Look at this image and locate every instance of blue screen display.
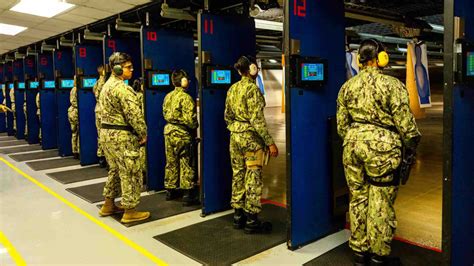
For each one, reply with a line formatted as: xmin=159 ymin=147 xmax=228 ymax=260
xmin=151 ymin=73 xmax=170 ymax=86
xmin=60 ymin=79 xmax=74 ymax=88
xmin=8 ymin=83 xmax=13 ymax=89
xmin=43 ymin=80 xmax=56 ymax=89
xmin=124 ymin=80 xmax=129 ymax=85
xmin=301 ymin=63 xmax=324 ymax=81
xmin=467 ymin=52 xmax=474 ymax=77
xmin=82 ymin=78 xmax=97 ymax=88
xmin=18 ymin=82 xmax=25 ymax=89
xmin=211 ymin=70 xmax=231 ymax=84
xmin=29 ymin=81 xmax=39 ymax=89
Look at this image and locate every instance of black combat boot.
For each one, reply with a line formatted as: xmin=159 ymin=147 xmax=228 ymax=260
xmin=165 ymin=189 xmax=180 ymax=201
xmin=244 ymin=212 xmax=272 ymax=234
xmin=233 ymin=208 xmax=246 ymax=229
xmin=354 ymin=252 xmax=372 ymax=266
xmin=98 ymin=156 xmax=107 ymax=168
xmin=182 ymin=187 xmax=200 ymax=206
xmin=73 ymin=153 xmax=79 ymax=160
xmin=371 ymin=255 xmax=401 ymax=266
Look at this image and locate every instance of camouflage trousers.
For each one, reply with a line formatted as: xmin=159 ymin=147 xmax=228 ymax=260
xmin=68 ymin=107 xmax=79 ymax=154
xmin=229 ymin=131 xmax=265 ymax=214
xmin=343 ymin=140 xmax=401 ymax=256
xmin=101 ymin=129 xmax=143 ymax=209
xmin=164 ymin=131 xmax=195 ymax=190
xmin=95 ymin=111 xmax=104 ymax=157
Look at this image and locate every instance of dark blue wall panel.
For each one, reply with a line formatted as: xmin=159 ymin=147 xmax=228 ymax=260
xmin=75 ymin=44 xmax=102 ymax=165
xmin=199 ymin=13 xmax=256 ymax=215
xmin=24 ymin=55 xmax=39 ymax=144
xmin=104 ymin=37 xmax=142 ymax=82
xmin=288 ymin=0 xmax=346 ymax=247
xmin=141 ymin=28 xmax=195 ymax=191
xmin=452 ymin=0 xmax=474 ymax=264
xmin=13 ymin=60 xmax=25 ymax=139
xmin=54 ymin=49 xmax=74 ymax=156
xmin=5 ymin=63 xmax=14 ymax=136
xmin=38 ymin=53 xmax=57 ymax=149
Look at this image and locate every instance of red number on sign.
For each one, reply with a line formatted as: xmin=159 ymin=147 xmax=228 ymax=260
xmin=204 ymin=19 xmax=214 ymax=35
xmin=27 ymin=59 xmax=33 ymax=68
xmin=57 ymin=51 xmax=62 ymax=60
xmin=108 ymin=40 xmax=116 ymax=51
xmin=14 ymin=62 xmax=20 ymax=68
xmin=147 ymin=31 xmax=157 ymax=41
xmin=293 ymin=0 xmax=306 ymax=17
xmin=79 ymin=47 xmax=87 ymax=58
xmin=8 ymin=66 xmax=12 ymax=72
xmin=40 ymin=57 xmax=48 ymax=66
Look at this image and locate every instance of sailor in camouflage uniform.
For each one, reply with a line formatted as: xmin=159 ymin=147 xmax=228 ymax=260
xmin=9 ymin=84 xmax=16 ymax=133
xmin=98 ymin=52 xmax=149 ymax=224
xmin=93 ymin=65 xmax=107 ymax=167
xmin=225 ymin=56 xmax=279 ymax=234
xmin=67 ymin=77 xmax=79 ymax=159
xmin=36 ymin=89 xmax=41 ymax=140
xmin=337 ymin=39 xmax=421 ymax=265
xmin=132 ymin=78 xmax=146 ymax=179
xmin=163 ymin=70 xmax=199 ymax=205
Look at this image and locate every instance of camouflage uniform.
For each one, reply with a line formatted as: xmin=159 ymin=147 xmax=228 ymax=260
xmin=224 ymin=76 xmax=274 ymax=214
xmin=9 ymin=86 xmax=16 ymax=131
xmin=36 ymin=92 xmax=41 ymax=139
xmin=163 ymin=87 xmax=198 ymax=190
xmin=99 ymin=75 xmax=147 ymax=209
xmin=136 ymin=90 xmax=146 ymax=173
xmin=93 ymin=76 xmax=106 ymax=157
xmin=337 ymin=66 xmax=421 ymax=256
xmin=67 ymin=87 xmax=79 ymax=154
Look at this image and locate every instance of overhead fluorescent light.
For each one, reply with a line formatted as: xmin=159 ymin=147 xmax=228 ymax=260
xmin=269 ymin=59 xmax=278 ymax=63
xmin=396 ymin=47 xmax=408 ymax=53
xmin=0 ymin=23 xmax=27 ymax=36
xmin=10 ymin=0 xmax=75 ymax=18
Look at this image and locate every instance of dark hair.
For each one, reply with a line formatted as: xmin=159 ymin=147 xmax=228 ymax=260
xmin=234 ymin=56 xmax=256 ymax=75
xmin=358 ymin=39 xmax=384 ymax=65
xmin=132 ymin=78 xmax=143 ymax=92
xmin=108 ymin=52 xmax=132 ymax=68
xmin=97 ymin=64 xmax=104 ymax=73
xmin=171 ymin=69 xmax=188 ymax=87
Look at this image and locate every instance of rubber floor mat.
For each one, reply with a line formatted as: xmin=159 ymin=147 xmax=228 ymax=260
xmin=303 ymin=240 xmax=442 ymax=266
xmin=99 ymin=192 xmax=200 ymax=227
xmin=47 ymin=166 xmax=107 ymax=184
xmin=26 ymin=157 xmax=79 ymax=171
xmin=0 ymin=140 xmax=28 ymax=147
xmin=153 ymin=204 xmax=286 ymax=265
xmin=0 ymin=145 xmax=42 ymax=154
xmin=66 ymin=182 xmax=107 ymax=203
xmin=0 ymin=136 xmax=17 ymax=141
xmin=9 ymin=150 xmax=59 ymax=162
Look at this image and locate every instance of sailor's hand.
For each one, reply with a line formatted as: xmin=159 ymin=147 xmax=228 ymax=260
xmin=268 ymin=144 xmax=279 ymax=157
xmin=0 ymin=104 xmax=12 ymax=113
xmin=139 ymin=136 xmax=147 ymax=146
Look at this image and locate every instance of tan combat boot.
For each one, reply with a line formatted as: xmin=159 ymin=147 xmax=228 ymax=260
xmin=99 ymin=198 xmax=124 ymax=217
xmin=120 ymin=209 xmax=150 ymax=224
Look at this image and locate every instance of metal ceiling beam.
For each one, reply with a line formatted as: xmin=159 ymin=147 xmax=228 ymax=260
xmin=345 ymin=12 xmax=405 ymax=27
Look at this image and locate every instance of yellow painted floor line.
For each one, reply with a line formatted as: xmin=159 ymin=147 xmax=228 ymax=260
xmin=0 ymin=158 xmax=167 ymax=266
xmin=0 ymin=231 xmax=26 ymax=266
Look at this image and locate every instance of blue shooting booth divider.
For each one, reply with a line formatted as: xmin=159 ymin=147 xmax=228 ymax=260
xmin=24 ymin=55 xmax=39 ymax=144
xmin=141 ymin=27 xmax=196 ymax=191
xmin=54 ymin=49 xmax=75 ymax=157
xmin=104 ymin=36 xmax=142 ymax=82
xmin=452 ymin=0 xmax=474 ymax=263
xmin=285 ymin=0 xmax=346 ymax=248
xmin=75 ymin=44 xmax=102 ymax=165
xmin=198 ymin=13 xmax=256 ymax=215
xmin=5 ymin=63 xmax=14 ymax=136
xmin=0 ymin=64 xmax=6 ymax=133
xmin=38 ymin=53 xmax=57 ymax=150
xmin=13 ymin=60 xmax=25 ymax=139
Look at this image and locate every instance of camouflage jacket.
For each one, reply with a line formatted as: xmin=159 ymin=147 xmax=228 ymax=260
xmin=93 ymin=75 xmax=106 ymax=114
xmin=99 ymin=75 xmax=147 ymax=139
xmin=163 ymin=87 xmax=198 ymax=135
xmin=69 ymin=87 xmax=78 ymax=109
xmin=9 ymin=87 xmax=15 ymax=111
xmin=337 ymin=67 xmax=421 ymax=149
xmin=224 ymin=76 xmax=274 ymax=146
xmin=36 ymin=92 xmax=40 ymax=115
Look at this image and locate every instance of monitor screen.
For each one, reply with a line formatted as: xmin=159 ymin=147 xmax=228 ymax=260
xmin=18 ymin=82 xmax=25 ymax=89
xmin=60 ymin=79 xmax=74 ymax=89
xmin=43 ymin=80 xmax=56 ymax=89
xmin=467 ymin=52 xmax=474 ymax=77
xmin=8 ymin=83 xmax=13 ymax=89
xmin=301 ymin=63 xmax=324 ymax=81
xmin=151 ymin=73 xmax=170 ymax=86
xmin=29 ymin=81 xmax=39 ymax=89
xmin=82 ymin=78 xmax=97 ymax=89
xmin=211 ymin=70 xmax=231 ymax=84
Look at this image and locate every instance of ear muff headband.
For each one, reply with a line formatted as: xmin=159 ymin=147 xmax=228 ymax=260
xmin=110 ymin=52 xmax=126 ymax=76
xmin=357 ymin=39 xmax=390 ymax=68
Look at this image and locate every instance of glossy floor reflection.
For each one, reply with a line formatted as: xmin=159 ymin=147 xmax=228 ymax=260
xmin=262 ymin=104 xmax=443 ymax=249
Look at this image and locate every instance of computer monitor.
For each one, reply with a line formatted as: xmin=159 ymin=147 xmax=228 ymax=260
xmin=80 ymin=77 xmax=97 ymax=89
xmin=42 ymin=80 xmax=56 ymax=89
xmin=291 ymin=56 xmax=328 ymax=88
xmin=124 ymin=80 xmax=129 ymax=86
xmin=467 ymin=52 xmax=474 ymax=77
xmin=8 ymin=83 xmax=14 ymax=89
xmin=18 ymin=82 xmax=26 ymax=89
xmin=28 ymin=81 xmax=39 ymax=89
xmin=148 ymin=71 xmax=172 ymax=89
xmin=59 ymin=78 xmax=74 ymax=89
xmin=204 ymin=65 xmax=234 ymax=88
